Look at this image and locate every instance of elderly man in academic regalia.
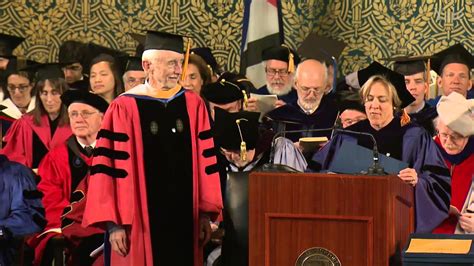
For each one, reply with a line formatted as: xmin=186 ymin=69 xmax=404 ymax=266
xmin=29 ymin=90 xmax=108 ymax=266
xmin=83 ymin=31 xmax=222 ymax=266
xmin=433 ymin=92 xmax=474 ymax=234
xmin=0 ymin=155 xmax=45 ymax=266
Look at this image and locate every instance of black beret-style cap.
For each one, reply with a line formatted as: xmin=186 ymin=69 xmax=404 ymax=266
xmin=22 ymin=62 xmax=64 ymax=82
xmin=144 ymin=30 xmax=184 ymax=53
xmin=297 ymin=34 xmax=346 ymax=63
xmin=60 ymin=89 xmax=109 ymax=113
xmin=213 ymin=107 xmax=260 ymax=151
xmin=0 ymin=33 xmax=24 ymax=58
xmin=201 ymin=79 xmax=244 ymax=104
xmin=58 ymin=40 xmax=86 ymax=65
xmin=335 ymin=90 xmax=365 ymax=113
xmin=387 ymin=55 xmax=430 ymax=76
xmin=191 ymin=47 xmax=219 ymax=73
xmin=119 ymin=56 xmax=143 ymax=73
xmin=431 ymin=43 xmax=473 ymax=75
xmin=262 ymin=45 xmax=301 ymax=65
xmin=358 ymin=61 xmax=415 ymax=108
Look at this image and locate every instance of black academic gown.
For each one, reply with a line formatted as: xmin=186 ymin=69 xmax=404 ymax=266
xmin=409 ymin=103 xmax=437 ymax=136
xmin=311 ymin=117 xmax=451 ymax=233
xmin=264 ymin=94 xmax=338 ymax=142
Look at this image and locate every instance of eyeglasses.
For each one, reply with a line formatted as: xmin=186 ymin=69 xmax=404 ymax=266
xmin=7 ymin=84 xmax=30 ymax=93
xmin=265 ymin=68 xmax=289 ymax=77
xmin=438 ymin=132 xmax=465 ymax=142
xmin=68 ymin=110 xmax=98 ymax=119
xmin=299 ymin=86 xmax=324 ymax=95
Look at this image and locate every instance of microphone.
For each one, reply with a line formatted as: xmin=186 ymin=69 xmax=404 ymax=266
xmin=261 ymin=127 xmax=335 ymax=172
xmin=333 ymin=128 xmax=385 ymax=175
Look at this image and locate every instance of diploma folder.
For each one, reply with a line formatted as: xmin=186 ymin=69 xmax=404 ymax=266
xmin=327 ymin=141 xmax=408 ymax=174
xmin=402 ymin=234 xmax=474 ymax=265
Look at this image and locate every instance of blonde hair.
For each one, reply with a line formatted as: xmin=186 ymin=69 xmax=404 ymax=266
xmin=360 ymin=75 xmax=402 ymax=110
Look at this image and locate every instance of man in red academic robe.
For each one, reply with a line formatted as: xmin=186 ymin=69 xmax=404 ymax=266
xmin=29 ymin=90 xmax=109 ymax=265
xmin=83 ymin=31 xmax=223 ymax=266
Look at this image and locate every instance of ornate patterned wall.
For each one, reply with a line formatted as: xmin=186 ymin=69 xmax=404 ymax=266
xmin=0 ymin=0 xmax=472 ymax=76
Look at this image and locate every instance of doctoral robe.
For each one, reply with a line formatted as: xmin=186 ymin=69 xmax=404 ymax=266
xmin=433 ymin=137 xmax=474 ymax=234
xmin=311 ymin=117 xmax=451 ymax=233
xmin=264 ymin=94 xmax=338 ymax=142
xmin=30 ymin=136 xmax=92 ymax=265
xmin=0 ymin=97 xmax=36 ymax=136
xmin=0 ymin=155 xmax=45 ymax=265
xmin=2 ymin=114 xmax=72 ymax=168
xmin=83 ymin=86 xmax=222 ymax=266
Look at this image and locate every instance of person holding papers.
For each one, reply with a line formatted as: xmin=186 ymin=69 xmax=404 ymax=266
xmin=432 ymin=92 xmax=474 ymax=234
xmin=311 ymin=62 xmax=451 ymax=233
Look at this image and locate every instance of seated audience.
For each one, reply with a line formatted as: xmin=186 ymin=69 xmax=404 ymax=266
xmin=1 ymin=63 xmax=71 ymax=169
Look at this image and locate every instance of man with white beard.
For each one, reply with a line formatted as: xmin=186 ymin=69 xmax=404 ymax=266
xmin=264 ymin=59 xmax=338 ymax=142
xmin=246 ymin=45 xmax=300 ymax=111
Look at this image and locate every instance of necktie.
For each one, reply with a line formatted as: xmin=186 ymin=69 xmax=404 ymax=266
xmin=84 ymin=146 xmax=94 ymax=157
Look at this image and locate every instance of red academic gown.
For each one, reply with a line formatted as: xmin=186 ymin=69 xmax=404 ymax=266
xmin=1 ymin=114 xmax=72 ymax=168
xmin=29 ymin=137 xmax=92 ymax=265
xmin=83 ymin=87 xmax=223 ymax=266
xmin=433 ymin=137 xmax=474 ymax=233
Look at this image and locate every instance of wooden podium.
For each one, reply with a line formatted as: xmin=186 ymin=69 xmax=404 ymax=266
xmin=249 ymin=172 xmax=414 ymax=266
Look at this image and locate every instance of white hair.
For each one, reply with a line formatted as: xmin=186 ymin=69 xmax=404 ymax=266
xmin=142 ymin=49 xmax=163 ymax=62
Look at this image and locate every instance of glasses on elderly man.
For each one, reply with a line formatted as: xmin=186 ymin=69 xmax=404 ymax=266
xmin=438 ymin=132 xmax=466 ymax=142
xmin=265 ymin=68 xmax=289 ymax=77
xmin=68 ymin=110 xmax=98 ymax=119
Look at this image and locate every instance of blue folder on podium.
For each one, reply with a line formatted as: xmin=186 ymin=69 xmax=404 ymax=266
xmin=403 ymin=234 xmax=474 ymax=265
xmin=328 ymin=141 xmax=408 ymax=174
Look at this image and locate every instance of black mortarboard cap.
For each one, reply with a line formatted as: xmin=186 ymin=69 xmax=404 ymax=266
xmin=1 ymin=58 xmax=37 ymax=83
xmin=119 ymin=56 xmax=143 ymax=73
xmin=130 ymin=33 xmax=145 ymax=57
xmin=22 ymin=62 xmax=64 ymax=82
xmin=58 ymin=40 xmax=86 ymax=65
xmin=386 ymin=55 xmax=430 ymax=76
xmin=358 ymin=61 xmax=415 ymax=108
xmin=213 ymin=107 xmax=260 ymax=151
xmin=201 ymin=79 xmax=245 ymax=104
xmin=191 ymin=47 xmax=219 ymax=74
xmin=144 ymin=30 xmax=183 ymax=53
xmin=60 ymin=89 xmax=109 ymax=113
xmin=431 ymin=43 xmax=474 ymax=75
xmin=335 ymin=90 xmax=365 ymax=113
xmin=0 ymin=33 xmax=24 ymax=58
xmin=297 ymin=34 xmax=346 ymax=63
xmin=262 ymin=45 xmax=301 ymax=65
xmin=218 ymin=72 xmax=256 ymax=93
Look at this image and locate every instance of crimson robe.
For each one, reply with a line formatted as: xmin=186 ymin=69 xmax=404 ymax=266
xmin=1 ymin=113 xmax=72 ymax=168
xmin=29 ymin=136 xmax=92 ymax=265
xmin=83 ymin=87 xmax=223 ymax=266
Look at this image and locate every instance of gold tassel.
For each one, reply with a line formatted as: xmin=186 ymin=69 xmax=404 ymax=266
xmin=242 ymin=90 xmax=248 ymax=109
xmin=400 ymin=109 xmax=411 ymax=127
xmin=181 ymin=38 xmax=192 ymax=82
xmin=282 ymin=44 xmax=294 ymax=73
xmin=236 ymin=119 xmax=248 ymax=162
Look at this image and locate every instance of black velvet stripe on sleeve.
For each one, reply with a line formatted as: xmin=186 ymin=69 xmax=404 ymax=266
xmin=61 ymin=206 xmax=72 ymax=217
xmin=202 ymin=147 xmax=217 ymax=158
xmin=23 ymin=189 xmax=44 ymax=199
xmin=61 ymin=217 xmax=74 ymax=229
xmin=70 ymin=190 xmax=85 ymax=203
xmin=93 ymin=147 xmax=130 ymax=160
xmin=205 ymin=163 xmax=219 ymax=175
xmin=97 ymin=129 xmax=129 ymax=142
xmin=198 ymin=129 xmax=213 ymax=140
xmin=90 ymin=164 xmax=128 ymax=178
xmin=422 ymin=165 xmax=451 ymax=177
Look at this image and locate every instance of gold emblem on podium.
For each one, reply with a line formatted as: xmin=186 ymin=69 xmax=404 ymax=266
xmin=295 ymin=247 xmax=341 ymax=266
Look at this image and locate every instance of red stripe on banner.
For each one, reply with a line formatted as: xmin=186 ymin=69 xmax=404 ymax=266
xmin=267 ymin=0 xmax=277 ymax=7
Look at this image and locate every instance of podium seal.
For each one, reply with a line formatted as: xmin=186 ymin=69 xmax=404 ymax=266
xmin=295 ymin=247 xmax=341 ymax=266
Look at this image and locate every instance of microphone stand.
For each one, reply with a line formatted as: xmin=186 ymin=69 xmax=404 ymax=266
xmin=333 ymin=128 xmax=386 ymax=175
